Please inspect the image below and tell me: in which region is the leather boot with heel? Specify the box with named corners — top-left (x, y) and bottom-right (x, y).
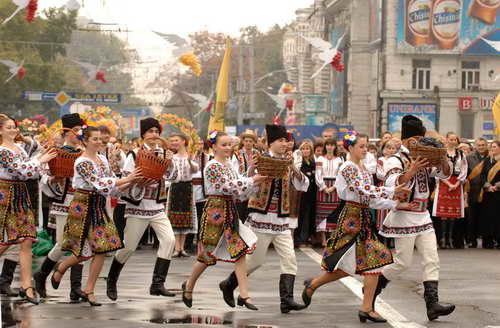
top-left (149, 258), bottom-right (175, 297)
top-left (0, 259), bottom-right (19, 296)
top-left (423, 281), bottom-right (455, 321)
top-left (279, 274), bottom-right (306, 313)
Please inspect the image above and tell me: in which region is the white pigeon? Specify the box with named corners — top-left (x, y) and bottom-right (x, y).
top-left (481, 37), bottom-right (500, 52)
top-left (2, 0), bottom-right (30, 25)
top-left (302, 33), bottom-right (345, 79)
top-left (65, 0), bottom-right (81, 11)
top-left (0, 59), bottom-right (25, 83)
top-left (72, 60), bottom-right (106, 84)
top-left (186, 92), bottom-right (214, 117)
top-left (264, 91), bottom-right (289, 118)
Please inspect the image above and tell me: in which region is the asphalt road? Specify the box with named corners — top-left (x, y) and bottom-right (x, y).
top-left (1, 247), bottom-right (500, 328)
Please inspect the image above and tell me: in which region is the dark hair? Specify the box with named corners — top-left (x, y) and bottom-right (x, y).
top-left (82, 126), bottom-right (99, 141)
top-left (346, 133), bottom-right (368, 151)
top-left (209, 131), bottom-right (228, 148)
top-left (324, 138), bottom-right (338, 156)
top-left (98, 125), bottom-right (112, 135)
top-left (313, 140), bottom-right (325, 155)
top-left (492, 140), bottom-right (500, 148)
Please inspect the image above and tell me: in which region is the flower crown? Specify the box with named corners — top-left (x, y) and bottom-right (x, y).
top-left (343, 130), bottom-right (358, 149)
top-left (77, 123), bottom-right (88, 141)
top-left (207, 130), bottom-right (219, 147)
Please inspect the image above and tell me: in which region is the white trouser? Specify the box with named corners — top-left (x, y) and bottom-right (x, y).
top-left (2, 244), bottom-right (20, 262)
top-left (47, 213), bottom-right (68, 262)
top-left (115, 215), bottom-right (175, 263)
top-left (246, 230), bottom-right (297, 275)
top-left (382, 230), bottom-right (440, 282)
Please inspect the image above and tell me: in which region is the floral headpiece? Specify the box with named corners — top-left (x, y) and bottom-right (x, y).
top-left (77, 123), bottom-right (88, 141)
top-left (207, 130), bottom-right (219, 147)
top-left (343, 130), bottom-right (358, 149)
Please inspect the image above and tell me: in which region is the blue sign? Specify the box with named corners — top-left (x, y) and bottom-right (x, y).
top-left (483, 121), bottom-right (494, 130)
top-left (23, 91), bottom-right (121, 104)
top-left (237, 123), bottom-right (353, 142)
top-left (387, 103), bottom-right (437, 132)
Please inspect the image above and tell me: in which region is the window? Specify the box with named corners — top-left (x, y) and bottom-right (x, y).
top-left (412, 60), bottom-right (431, 90)
top-left (461, 61), bottom-right (480, 91)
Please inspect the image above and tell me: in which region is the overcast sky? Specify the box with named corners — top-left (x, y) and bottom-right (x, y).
top-left (41, 0), bottom-right (314, 37)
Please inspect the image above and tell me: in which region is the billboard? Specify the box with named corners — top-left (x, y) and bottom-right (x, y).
top-left (387, 103), bottom-right (437, 132)
top-left (236, 123), bottom-right (353, 142)
top-left (397, 0), bottom-right (500, 54)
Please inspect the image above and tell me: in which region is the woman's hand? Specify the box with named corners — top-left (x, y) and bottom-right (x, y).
top-left (37, 148), bottom-right (57, 164)
top-left (252, 174), bottom-right (268, 185)
top-left (394, 183), bottom-right (411, 201)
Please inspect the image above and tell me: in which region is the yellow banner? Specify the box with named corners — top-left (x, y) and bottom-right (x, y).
top-left (208, 38), bottom-right (232, 134)
top-left (493, 92), bottom-right (500, 138)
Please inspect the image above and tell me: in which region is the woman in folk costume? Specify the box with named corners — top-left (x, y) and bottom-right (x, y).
top-left (168, 133), bottom-right (199, 257)
top-left (234, 129), bottom-right (260, 223)
top-left (432, 132), bottom-right (468, 249)
top-left (50, 126), bottom-right (140, 306)
top-left (315, 138), bottom-right (343, 246)
top-left (470, 140), bottom-right (500, 248)
top-left (219, 124), bottom-right (309, 314)
top-left (106, 118), bottom-right (178, 301)
top-left (378, 115), bottom-right (455, 322)
top-left (375, 139), bottom-right (398, 231)
top-left (181, 131), bottom-right (266, 310)
top-left (301, 132), bottom-right (409, 323)
top-left (0, 114), bottom-right (57, 304)
top-left (34, 113), bottom-right (87, 302)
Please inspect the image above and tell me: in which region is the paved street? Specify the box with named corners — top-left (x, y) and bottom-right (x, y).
top-left (1, 247), bottom-right (500, 328)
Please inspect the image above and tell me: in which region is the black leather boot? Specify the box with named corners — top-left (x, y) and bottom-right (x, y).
top-left (149, 258), bottom-right (175, 297)
top-left (423, 281), bottom-right (455, 321)
top-left (106, 258), bottom-right (124, 301)
top-left (279, 274), bottom-right (306, 314)
top-left (69, 264), bottom-right (87, 302)
top-left (33, 257), bottom-right (57, 298)
top-left (0, 259), bottom-right (18, 296)
top-left (219, 271), bottom-right (238, 308)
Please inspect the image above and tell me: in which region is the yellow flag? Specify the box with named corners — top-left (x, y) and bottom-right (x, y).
top-left (208, 38), bottom-right (232, 134)
top-left (493, 92), bottom-right (500, 138)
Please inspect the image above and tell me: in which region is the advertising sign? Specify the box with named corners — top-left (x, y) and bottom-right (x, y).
top-left (397, 0), bottom-right (500, 54)
top-left (387, 103), bottom-right (437, 132)
top-left (236, 123), bottom-right (353, 141)
top-left (303, 94), bottom-right (327, 113)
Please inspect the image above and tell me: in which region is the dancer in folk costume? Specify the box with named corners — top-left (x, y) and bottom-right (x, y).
top-left (0, 132), bottom-right (40, 297)
top-left (302, 132), bottom-right (408, 323)
top-left (234, 129), bottom-right (260, 223)
top-left (432, 132), bottom-right (468, 249)
top-left (106, 118), bottom-right (178, 300)
top-left (0, 114), bottom-right (57, 304)
top-left (168, 133), bottom-right (199, 257)
top-left (50, 126), bottom-right (140, 306)
top-left (34, 114), bottom-right (88, 302)
top-left (375, 139), bottom-right (398, 231)
top-left (219, 124), bottom-right (309, 314)
top-left (315, 138), bottom-right (343, 246)
top-left (378, 115), bottom-right (455, 321)
top-left (182, 132), bottom-right (266, 310)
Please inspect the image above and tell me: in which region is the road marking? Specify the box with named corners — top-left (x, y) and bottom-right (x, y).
top-left (300, 248), bottom-right (427, 328)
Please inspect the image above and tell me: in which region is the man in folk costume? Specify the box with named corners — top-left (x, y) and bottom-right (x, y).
top-left (377, 115), bottom-right (455, 321)
top-left (233, 129), bottom-right (260, 223)
top-left (34, 113), bottom-right (87, 301)
top-left (106, 118), bottom-right (178, 300)
top-left (219, 124), bottom-right (309, 314)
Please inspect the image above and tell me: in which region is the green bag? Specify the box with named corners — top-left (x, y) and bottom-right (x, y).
top-left (32, 230), bottom-right (54, 257)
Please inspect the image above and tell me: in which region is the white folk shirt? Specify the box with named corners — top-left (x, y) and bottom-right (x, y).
top-left (122, 146), bottom-right (177, 219)
top-left (204, 159), bottom-right (256, 200)
top-left (72, 155), bottom-right (118, 196)
top-left (380, 152), bottom-right (450, 238)
top-left (335, 160), bottom-right (396, 209)
top-left (172, 154), bottom-right (199, 182)
top-left (245, 151), bottom-right (310, 235)
top-left (0, 144), bottom-right (41, 181)
top-left (315, 155), bottom-right (343, 191)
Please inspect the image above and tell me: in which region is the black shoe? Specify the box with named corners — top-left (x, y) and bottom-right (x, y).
top-left (0, 259), bottom-right (18, 296)
top-left (181, 281), bottom-right (192, 308)
top-left (302, 279), bottom-right (314, 307)
top-left (83, 292), bottom-right (102, 307)
top-left (149, 258), bottom-right (175, 297)
top-left (34, 257), bottom-right (57, 298)
top-left (70, 264), bottom-right (86, 302)
top-left (358, 310), bottom-right (387, 323)
top-left (219, 272), bottom-right (238, 308)
top-left (423, 281), bottom-right (455, 321)
top-left (279, 274), bottom-right (306, 313)
top-left (237, 296), bottom-right (258, 310)
top-left (106, 258), bottom-right (124, 301)
top-left (50, 263), bottom-right (64, 290)
top-left (19, 287), bottom-right (39, 305)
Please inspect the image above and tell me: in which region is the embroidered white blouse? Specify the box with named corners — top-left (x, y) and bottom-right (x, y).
top-left (172, 154), bottom-right (199, 182)
top-left (315, 155), bottom-right (343, 191)
top-left (204, 159), bottom-right (256, 201)
top-left (335, 160), bottom-right (396, 210)
top-left (72, 155), bottom-right (118, 196)
top-left (0, 144), bottom-right (41, 181)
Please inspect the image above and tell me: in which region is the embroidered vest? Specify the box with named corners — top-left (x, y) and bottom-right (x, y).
top-left (248, 165), bottom-right (291, 217)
